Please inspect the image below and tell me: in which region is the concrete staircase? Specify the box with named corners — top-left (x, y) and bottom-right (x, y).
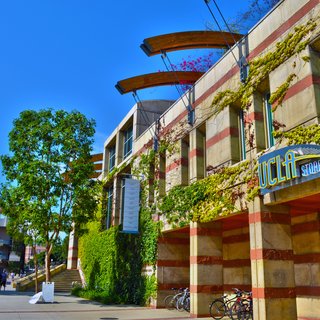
top-left (15, 264), bottom-right (82, 293)
top-left (52, 269), bottom-right (81, 292)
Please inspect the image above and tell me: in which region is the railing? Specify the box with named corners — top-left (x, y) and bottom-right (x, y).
top-left (15, 264), bottom-right (66, 292)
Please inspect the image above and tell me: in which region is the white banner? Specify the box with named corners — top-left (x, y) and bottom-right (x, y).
top-left (122, 178), bottom-right (140, 233)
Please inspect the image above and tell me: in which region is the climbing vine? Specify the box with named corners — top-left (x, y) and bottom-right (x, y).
top-left (269, 73), bottom-right (297, 111)
top-left (158, 160), bottom-right (260, 226)
top-left (210, 19), bottom-right (317, 114)
top-left (273, 123), bottom-right (320, 145)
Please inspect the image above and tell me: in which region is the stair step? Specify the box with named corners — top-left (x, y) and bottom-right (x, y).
top-left (51, 269), bottom-right (81, 292)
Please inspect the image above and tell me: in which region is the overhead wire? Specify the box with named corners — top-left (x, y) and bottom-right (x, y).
top-left (160, 51), bottom-right (192, 112)
top-left (132, 91), bottom-right (157, 139)
top-left (203, 0), bottom-right (241, 68)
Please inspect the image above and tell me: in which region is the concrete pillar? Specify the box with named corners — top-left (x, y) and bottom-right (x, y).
top-left (115, 131), bottom-right (124, 166)
top-left (250, 92), bottom-right (266, 153)
top-left (190, 221), bottom-right (223, 318)
top-left (112, 176), bottom-right (122, 226)
top-left (180, 139), bottom-right (189, 186)
top-left (249, 197), bottom-right (297, 320)
top-left (156, 153), bottom-right (166, 197)
top-left (223, 224), bottom-right (251, 291)
top-left (292, 211), bottom-right (320, 319)
top-left (102, 146), bottom-right (109, 178)
top-left (67, 223), bottom-right (78, 269)
top-left (189, 128), bottom-right (205, 183)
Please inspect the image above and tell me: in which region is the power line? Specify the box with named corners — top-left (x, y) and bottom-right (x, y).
top-left (132, 91), bottom-right (156, 138)
top-left (203, 0), bottom-right (241, 68)
top-left (161, 51), bottom-right (195, 125)
top-left (160, 51), bottom-right (191, 111)
top-left (204, 0), bottom-right (249, 83)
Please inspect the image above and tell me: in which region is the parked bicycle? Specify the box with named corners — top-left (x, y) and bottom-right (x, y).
top-left (176, 287), bottom-right (190, 312)
top-left (209, 288), bottom-right (253, 320)
top-left (164, 287), bottom-right (184, 310)
top-left (231, 290), bottom-right (253, 320)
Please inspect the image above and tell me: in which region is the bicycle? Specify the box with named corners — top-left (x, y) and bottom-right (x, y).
top-left (176, 287), bottom-right (190, 312)
top-left (164, 287), bottom-right (184, 310)
top-left (232, 291), bottom-right (253, 320)
top-left (209, 288), bottom-right (246, 320)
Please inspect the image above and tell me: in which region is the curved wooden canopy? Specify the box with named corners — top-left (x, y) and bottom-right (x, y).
top-left (90, 153), bottom-right (103, 179)
top-left (141, 30), bottom-right (243, 56)
top-left (115, 71), bottom-right (204, 94)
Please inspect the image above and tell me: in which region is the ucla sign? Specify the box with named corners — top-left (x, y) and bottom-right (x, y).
top-left (258, 144), bottom-right (320, 195)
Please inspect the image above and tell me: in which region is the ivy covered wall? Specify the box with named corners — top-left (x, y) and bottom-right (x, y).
top-left (76, 205), bottom-right (159, 305)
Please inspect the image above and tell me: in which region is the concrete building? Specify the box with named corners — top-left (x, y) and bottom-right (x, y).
top-left (0, 213), bottom-right (11, 264)
top-left (73, 0), bottom-right (320, 319)
top-left (101, 99), bottom-right (174, 228)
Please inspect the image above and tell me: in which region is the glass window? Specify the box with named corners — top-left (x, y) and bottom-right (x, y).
top-left (123, 127), bottom-right (133, 159)
top-left (239, 109), bottom-right (246, 160)
top-left (108, 145), bottom-right (116, 172)
top-left (264, 93), bottom-right (274, 148)
top-left (106, 186), bottom-right (113, 229)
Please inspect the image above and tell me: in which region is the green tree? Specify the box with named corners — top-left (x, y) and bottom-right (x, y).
top-left (3, 194), bottom-right (43, 292)
top-left (206, 0), bottom-right (280, 33)
top-left (0, 109), bottom-right (99, 282)
top-left (51, 236), bottom-right (69, 264)
top-left (229, 0), bottom-right (280, 32)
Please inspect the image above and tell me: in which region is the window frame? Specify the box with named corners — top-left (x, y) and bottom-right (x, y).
top-left (264, 93), bottom-right (275, 148)
top-left (123, 126), bottom-right (133, 159)
top-left (239, 109), bottom-right (246, 160)
top-left (108, 145), bottom-right (116, 172)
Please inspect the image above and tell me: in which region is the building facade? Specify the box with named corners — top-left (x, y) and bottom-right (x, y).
top-left (101, 99), bottom-right (174, 227)
top-left (85, 1), bottom-right (320, 319)
top-left (0, 213), bottom-right (11, 265)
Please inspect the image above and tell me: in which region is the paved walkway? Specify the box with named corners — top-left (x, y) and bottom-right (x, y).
top-left (0, 284), bottom-right (213, 320)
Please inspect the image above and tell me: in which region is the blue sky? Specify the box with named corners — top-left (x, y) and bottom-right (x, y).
top-left (0, 0), bottom-right (251, 178)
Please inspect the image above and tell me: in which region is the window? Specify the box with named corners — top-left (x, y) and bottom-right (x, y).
top-left (106, 186), bottom-right (113, 229)
top-left (239, 109), bottom-right (246, 160)
top-left (123, 126), bottom-right (133, 159)
top-left (181, 137), bottom-right (189, 185)
top-left (108, 145), bottom-right (116, 172)
top-left (264, 93), bottom-right (274, 148)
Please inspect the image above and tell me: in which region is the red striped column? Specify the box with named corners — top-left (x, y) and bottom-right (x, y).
top-left (189, 128), bottom-right (205, 183)
top-left (156, 232), bottom-right (190, 308)
top-left (292, 211), bottom-right (320, 320)
top-left (67, 223), bottom-right (78, 269)
top-left (223, 226), bottom-right (251, 292)
top-left (190, 221), bottom-right (223, 318)
top-left (249, 197), bottom-right (297, 320)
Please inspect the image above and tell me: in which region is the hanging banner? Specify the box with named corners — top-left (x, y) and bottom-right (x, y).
top-left (258, 144), bottom-right (320, 195)
top-left (122, 178), bottom-right (140, 234)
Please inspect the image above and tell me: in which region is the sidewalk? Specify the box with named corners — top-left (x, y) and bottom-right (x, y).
top-left (0, 285), bottom-right (213, 320)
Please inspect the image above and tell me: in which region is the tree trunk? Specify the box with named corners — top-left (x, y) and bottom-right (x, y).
top-left (45, 247), bottom-right (52, 282)
top-left (32, 245), bottom-right (39, 293)
top-left (19, 243), bottom-right (26, 273)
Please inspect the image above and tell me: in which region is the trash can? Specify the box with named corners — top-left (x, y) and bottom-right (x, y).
top-left (42, 282), bottom-right (54, 303)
